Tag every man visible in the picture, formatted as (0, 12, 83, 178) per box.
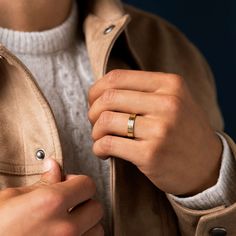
(0, 0, 235, 235)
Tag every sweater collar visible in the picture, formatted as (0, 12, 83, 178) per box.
(80, 0, 132, 79)
(0, 1, 78, 55)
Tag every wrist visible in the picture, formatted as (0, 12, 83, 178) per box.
(183, 132, 223, 196)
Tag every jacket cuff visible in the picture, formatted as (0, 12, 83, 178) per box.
(169, 133, 236, 209)
(167, 132, 236, 235)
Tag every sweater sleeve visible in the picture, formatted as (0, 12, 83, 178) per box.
(170, 133, 236, 209)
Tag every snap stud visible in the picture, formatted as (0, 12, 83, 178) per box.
(104, 25, 115, 35)
(36, 149, 45, 160)
(209, 227, 227, 236)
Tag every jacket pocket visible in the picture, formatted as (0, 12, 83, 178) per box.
(0, 45, 62, 188)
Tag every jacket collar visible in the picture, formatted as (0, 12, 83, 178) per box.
(78, 0, 131, 79)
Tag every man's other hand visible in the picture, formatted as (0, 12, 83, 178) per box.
(0, 159, 104, 236)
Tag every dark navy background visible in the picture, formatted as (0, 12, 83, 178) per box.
(123, 0, 236, 140)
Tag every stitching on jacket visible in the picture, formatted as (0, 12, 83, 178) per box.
(1, 49, 59, 170)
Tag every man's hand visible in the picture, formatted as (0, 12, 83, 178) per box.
(88, 70, 223, 196)
(0, 159, 104, 236)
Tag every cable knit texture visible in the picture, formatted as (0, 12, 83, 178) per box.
(0, 1, 235, 234)
(172, 133, 236, 209)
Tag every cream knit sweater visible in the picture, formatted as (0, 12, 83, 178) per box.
(0, 3, 235, 235)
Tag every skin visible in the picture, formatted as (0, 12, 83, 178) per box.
(88, 70, 223, 196)
(0, 159, 104, 236)
(0, 0, 73, 31)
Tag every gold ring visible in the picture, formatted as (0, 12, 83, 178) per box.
(127, 114, 137, 138)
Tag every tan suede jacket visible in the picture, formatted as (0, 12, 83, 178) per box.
(0, 0, 235, 235)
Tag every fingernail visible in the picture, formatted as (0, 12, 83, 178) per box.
(44, 158, 53, 172)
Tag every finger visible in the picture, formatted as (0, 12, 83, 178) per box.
(65, 175, 79, 180)
(89, 89, 183, 125)
(0, 159, 64, 199)
(0, 188, 22, 201)
(93, 135, 142, 164)
(38, 158, 62, 185)
(70, 200, 103, 235)
(92, 111, 157, 140)
(83, 223, 104, 236)
(88, 90, 161, 124)
(89, 69, 176, 105)
(0, 159, 62, 201)
(55, 175, 96, 210)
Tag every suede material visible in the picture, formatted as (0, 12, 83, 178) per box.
(0, 46, 62, 178)
(84, 13, 131, 79)
(0, 0, 234, 235)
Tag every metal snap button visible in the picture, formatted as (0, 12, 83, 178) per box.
(209, 227, 227, 236)
(104, 25, 115, 35)
(36, 149, 46, 160)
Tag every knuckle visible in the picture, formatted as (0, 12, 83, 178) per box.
(106, 69, 122, 84)
(98, 111, 114, 127)
(91, 127, 97, 141)
(92, 111, 114, 140)
(39, 188, 65, 211)
(169, 74, 184, 90)
(100, 88, 117, 104)
(100, 136, 113, 154)
(164, 95, 182, 114)
(93, 136, 113, 157)
(87, 110, 93, 123)
(159, 124, 170, 138)
(79, 175, 96, 195)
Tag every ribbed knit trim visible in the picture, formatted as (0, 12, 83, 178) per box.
(0, 1, 78, 54)
(171, 133, 236, 210)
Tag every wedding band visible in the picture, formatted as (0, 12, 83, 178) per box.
(127, 114, 137, 138)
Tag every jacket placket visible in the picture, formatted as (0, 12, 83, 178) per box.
(83, 12, 131, 235)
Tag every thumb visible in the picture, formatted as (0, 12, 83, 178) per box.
(40, 158, 62, 185)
